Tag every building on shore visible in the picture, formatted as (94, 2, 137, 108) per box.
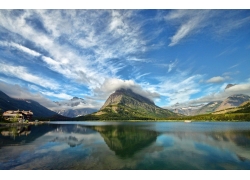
(2, 110, 33, 121)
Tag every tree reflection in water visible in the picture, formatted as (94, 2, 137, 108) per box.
(91, 125, 158, 158)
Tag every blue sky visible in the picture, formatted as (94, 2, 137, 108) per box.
(0, 9, 250, 109)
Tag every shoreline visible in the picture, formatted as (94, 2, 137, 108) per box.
(0, 121, 50, 127)
(1, 120, 248, 127)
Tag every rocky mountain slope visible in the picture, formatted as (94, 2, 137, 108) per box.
(168, 93, 250, 116)
(213, 100, 250, 114)
(215, 94, 250, 112)
(195, 101, 223, 115)
(77, 88, 179, 120)
(0, 90, 57, 118)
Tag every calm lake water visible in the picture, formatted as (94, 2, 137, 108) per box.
(0, 121, 250, 170)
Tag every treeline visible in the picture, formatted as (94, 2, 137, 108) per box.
(166, 113, 250, 121)
(232, 102, 250, 113)
(75, 112, 250, 121)
(75, 113, 158, 121)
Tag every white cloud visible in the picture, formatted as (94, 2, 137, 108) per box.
(0, 41, 41, 57)
(93, 78, 160, 102)
(0, 62, 60, 90)
(0, 10, 148, 92)
(157, 74, 203, 105)
(225, 84, 250, 94)
(169, 18, 201, 47)
(166, 10, 210, 46)
(40, 91, 73, 100)
(215, 15, 250, 35)
(188, 83, 250, 105)
(167, 59, 178, 72)
(0, 81, 56, 108)
(109, 10, 124, 32)
(206, 76, 225, 83)
(166, 10, 250, 46)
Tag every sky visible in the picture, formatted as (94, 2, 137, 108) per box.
(0, 8, 250, 110)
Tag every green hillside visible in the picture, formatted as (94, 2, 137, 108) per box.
(76, 89, 179, 121)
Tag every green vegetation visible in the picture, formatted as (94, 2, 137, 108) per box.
(77, 100, 250, 121)
(165, 113, 250, 121)
(91, 125, 157, 157)
(12, 114, 19, 122)
(232, 102, 250, 113)
(76, 104, 179, 121)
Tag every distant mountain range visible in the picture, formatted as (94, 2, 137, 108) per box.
(54, 108, 97, 118)
(53, 97, 97, 118)
(195, 101, 222, 115)
(54, 97, 86, 107)
(168, 94, 250, 116)
(0, 91, 57, 118)
(77, 88, 179, 120)
(215, 94, 250, 111)
(1, 84, 249, 121)
(169, 103, 205, 116)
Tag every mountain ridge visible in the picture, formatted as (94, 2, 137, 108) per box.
(0, 90, 58, 118)
(77, 88, 179, 120)
(215, 94, 250, 112)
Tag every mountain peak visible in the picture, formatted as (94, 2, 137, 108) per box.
(215, 94, 250, 111)
(101, 88, 155, 110)
(71, 97, 84, 101)
(225, 84, 236, 90)
(79, 88, 180, 120)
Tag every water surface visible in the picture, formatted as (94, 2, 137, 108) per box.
(0, 121, 250, 170)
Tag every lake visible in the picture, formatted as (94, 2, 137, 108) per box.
(0, 121, 250, 170)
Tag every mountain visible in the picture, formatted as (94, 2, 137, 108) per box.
(90, 125, 158, 158)
(213, 100, 250, 114)
(55, 108, 97, 118)
(0, 90, 57, 118)
(215, 94, 250, 112)
(54, 97, 86, 107)
(53, 97, 97, 117)
(225, 84, 236, 90)
(168, 94, 250, 116)
(77, 88, 179, 120)
(195, 101, 223, 115)
(168, 103, 205, 116)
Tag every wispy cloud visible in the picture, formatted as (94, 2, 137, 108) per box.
(169, 18, 201, 46)
(165, 10, 211, 46)
(0, 9, 249, 109)
(40, 91, 73, 100)
(167, 59, 178, 72)
(0, 10, 150, 98)
(216, 47, 238, 58)
(0, 41, 41, 57)
(165, 10, 250, 46)
(144, 71, 204, 106)
(215, 14, 250, 35)
(229, 64, 239, 69)
(0, 61, 60, 90)
(206, 76, 225, 83)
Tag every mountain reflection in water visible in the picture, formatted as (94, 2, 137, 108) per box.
(0, 122, 250, 170)
(90, 125, 158, 158)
